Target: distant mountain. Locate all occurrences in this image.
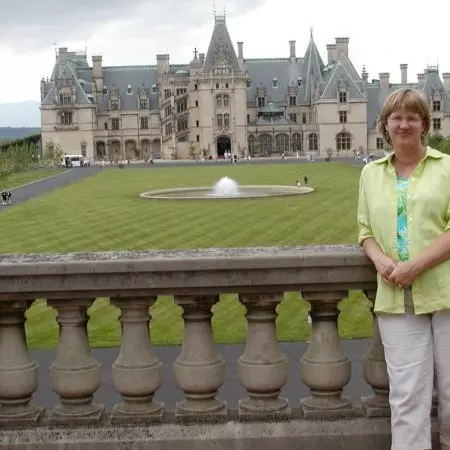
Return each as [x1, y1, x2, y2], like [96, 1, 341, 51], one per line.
[0, 101, 40, 128]
[0, 127, 40, 142]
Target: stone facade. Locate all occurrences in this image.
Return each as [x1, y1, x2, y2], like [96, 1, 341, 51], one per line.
[40, 16, 450, 161]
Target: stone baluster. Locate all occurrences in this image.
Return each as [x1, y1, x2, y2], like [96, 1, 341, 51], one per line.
[48, 299, 103, 423]
[173, 295, 226, 421]
[300, 291, 354, 419]
[0, 301, 43, 423]
[111, 297, 163, 423]
[237, 293, 290, 420]
[362, 290, 390, 417]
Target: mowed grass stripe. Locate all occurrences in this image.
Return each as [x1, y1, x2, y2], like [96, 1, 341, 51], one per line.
[1, 162, 371, 349]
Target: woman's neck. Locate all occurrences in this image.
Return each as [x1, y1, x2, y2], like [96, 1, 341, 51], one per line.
[393, 145, 425, 167]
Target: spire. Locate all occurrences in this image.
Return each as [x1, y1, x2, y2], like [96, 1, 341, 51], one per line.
[301, 31, 325, 101]
[202, 16, 242, 74]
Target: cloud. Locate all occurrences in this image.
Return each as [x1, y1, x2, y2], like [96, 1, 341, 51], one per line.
[0, 0, 264, 53]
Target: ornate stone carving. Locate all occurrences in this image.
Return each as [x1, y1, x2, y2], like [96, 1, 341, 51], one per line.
[256, 85, 267, 98]
[214, 38, 230, 65]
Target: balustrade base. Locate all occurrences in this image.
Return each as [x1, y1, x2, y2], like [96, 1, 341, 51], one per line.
[49, 404, 104, 425]
[301, 397, 358, 420]
[110, 403, 164, 425]
[361, 395, 391, 418]
[0, 405, 44, 427]
[238, 404, 292, 422]
[175, 401, 228, 424]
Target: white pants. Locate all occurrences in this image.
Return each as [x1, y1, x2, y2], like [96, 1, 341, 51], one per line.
[378, 311, 450, 450]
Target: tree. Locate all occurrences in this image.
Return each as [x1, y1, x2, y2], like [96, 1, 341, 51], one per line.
[188, 142, 198, 160]
[42, 142, 64, 167]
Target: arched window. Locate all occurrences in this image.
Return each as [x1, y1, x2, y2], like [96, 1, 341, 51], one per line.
[248, 134, 256, 155]
[216, 95, 222, 107]
[223, 95, 229, 107]
[291, 133, 302, 153]
[336, 132, 352, 150]
[275, 134, 289, 154]
[258, 134, 273, 155]
[308, 133, 318, 151]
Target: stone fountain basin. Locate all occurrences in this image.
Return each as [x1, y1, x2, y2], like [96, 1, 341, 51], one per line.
[140, 185, 314, 200]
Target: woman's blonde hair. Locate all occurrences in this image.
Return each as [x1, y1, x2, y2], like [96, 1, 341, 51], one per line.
[377, 88, 430, 145]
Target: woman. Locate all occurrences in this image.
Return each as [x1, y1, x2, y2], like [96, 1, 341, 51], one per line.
[358, 88, 450, 450]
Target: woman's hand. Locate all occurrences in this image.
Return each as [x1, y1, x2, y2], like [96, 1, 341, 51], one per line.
[373, 253, 398, 286]
[389, 261, 419, 288]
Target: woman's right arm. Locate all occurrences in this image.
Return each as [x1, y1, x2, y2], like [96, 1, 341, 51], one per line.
[357, 171, 397, 282]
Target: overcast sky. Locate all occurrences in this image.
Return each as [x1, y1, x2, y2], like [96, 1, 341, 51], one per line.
[0, 0, 449, 104]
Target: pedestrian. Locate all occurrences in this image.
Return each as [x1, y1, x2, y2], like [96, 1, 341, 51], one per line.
[1, 191, 6, 205]
[7, 191, 11, 206]
[296, 180, 300, 187]
[357, 88, 450, 450]
[303, 176, 308, 185]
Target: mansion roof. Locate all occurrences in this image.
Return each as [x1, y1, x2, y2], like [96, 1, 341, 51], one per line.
[41, 17, 450, 131]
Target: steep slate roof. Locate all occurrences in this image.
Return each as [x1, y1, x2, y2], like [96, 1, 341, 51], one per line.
[244, 58, 303, 104]
[420, 68, 450, 111]
[101, 66, 159, 111]
[202, 15, 242, 74]
[301, 35, 325, 102]
[320, 62, 365, 101]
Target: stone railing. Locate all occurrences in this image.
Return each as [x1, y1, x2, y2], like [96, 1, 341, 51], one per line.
[0, 245, 434, 449]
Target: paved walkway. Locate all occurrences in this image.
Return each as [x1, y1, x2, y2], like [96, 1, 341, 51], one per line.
[32, 340, 372, 412]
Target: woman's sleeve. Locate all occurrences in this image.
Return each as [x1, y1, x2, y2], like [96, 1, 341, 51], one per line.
[357, 170, 373, 245]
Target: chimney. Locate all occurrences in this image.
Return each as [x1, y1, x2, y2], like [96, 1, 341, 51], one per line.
[400, 64, 408, 84]
[379, 72, 390, 100]
[335, 37, 349, 57]
[326, 44, 337, 65]
[92, 56, 103, 79]
[237, 42, 244, 59]
[156, 54, 170, 77]
[443, 73, 450, 90]
[289, 40, 296, 60]
[362, 66, 369, 82]
[417, 73, 425, 87]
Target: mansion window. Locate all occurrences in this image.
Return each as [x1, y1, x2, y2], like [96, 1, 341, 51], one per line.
[247, 114, 250, 124]
[176, 88, 187, 96]
[196, 120, 199, 127]
[336, 132, 351, 150]
[258, 97, 265, 108]
[216, 113, 230, 129]
[289, 96, 297, 106]
[60, 111, 73, 126]
[102, 86, 108, 95]
[276, 134, 289, 154]
[302, 113, 307, 124]
[289, 113, 297, 123]
[339, 111, 347, 123]
[433, 100, 441, 112]
[177, 98, 188, 113]
[81, 143, 87, 157]
[248, 135, 255, 154]
[165, 123, 172, 135]
[272, 78, 278, 88]
[216, 95, 229, 108]
[140, 117, 149, 129]
[112, 118, 120, 130]
[195, 100, 199, 107]
[59, 93, 72, 105]
[164, 89, 171, 100]
[297, 77, 303, 87]
[308, 133, 318, 151]
[216, 114, 222, 128]
[165, 105, 172, 117]
[339, 91, 347, 103]
[177, 117, 188, 131]
[196, 135, 200, 142]
[246, 79, 251, 88]
[127, 85, 133, 95]
[139, 99, 148, 110]
[376, 137, 384, 149]
[111, 100, 119, 111]
[291, 133, 302, 152]
[433, 118, 442, 130]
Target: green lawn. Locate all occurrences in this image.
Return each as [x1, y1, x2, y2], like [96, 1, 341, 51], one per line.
[0, 162, 373, 349]
[0, 168, 68, 190]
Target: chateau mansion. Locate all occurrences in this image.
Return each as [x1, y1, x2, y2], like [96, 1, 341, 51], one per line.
[41, 15, 450, 161]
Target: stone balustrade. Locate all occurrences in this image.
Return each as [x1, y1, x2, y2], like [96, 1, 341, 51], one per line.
[0, 246, 427, 449]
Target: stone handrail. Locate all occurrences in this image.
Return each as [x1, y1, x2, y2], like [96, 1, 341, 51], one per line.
[0, 245, 395, 449]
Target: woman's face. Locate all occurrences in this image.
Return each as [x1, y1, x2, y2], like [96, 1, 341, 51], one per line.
[386, 108, 425, 148]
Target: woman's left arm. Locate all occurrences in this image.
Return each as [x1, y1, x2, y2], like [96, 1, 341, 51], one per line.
[410, 230, 450, 275]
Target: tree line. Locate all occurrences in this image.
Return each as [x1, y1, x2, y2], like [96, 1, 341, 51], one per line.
[0, 141, 64, 188]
